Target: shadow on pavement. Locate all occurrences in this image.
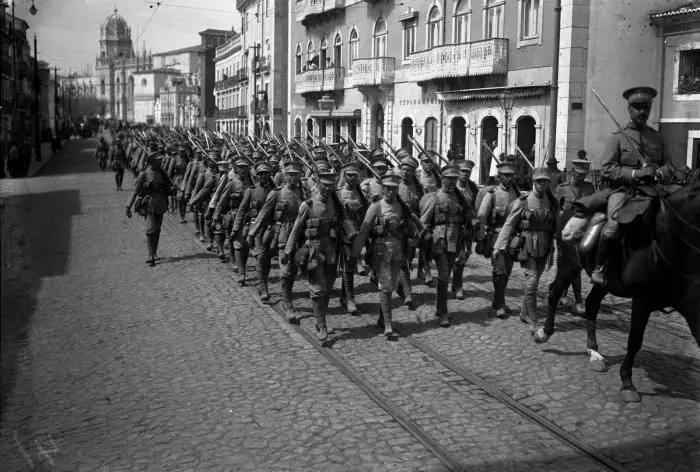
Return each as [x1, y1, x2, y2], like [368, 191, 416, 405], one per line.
[36, 138, 107, 177]
[0, 189, 81, 418]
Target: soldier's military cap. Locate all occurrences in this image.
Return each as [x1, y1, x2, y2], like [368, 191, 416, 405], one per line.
[145, 152, 163, 163]
[532, 167, 551, 181]
[400, 156, 418, 169]
[313, 145, 326, 154]
[459, 160, 476, 171]
[418, 151, 433, 162]
[503, 154, 518, 163]
[497, 162, 516, 175]
[396, 148, 411, 160]
[217, 160, 231, 171]
[269, 153, 281, 163]
[256, 162, 273, 173]
[546, 156, 559, 165]
[284, 161, 303, 174]
[570, 159, 591, 174]
[341, 162, 360, 175]
[381, 174, 401, 187]
[251, 150, 262, 160]
[371, 156, 391, 168]
[234, 156, 251, 167]
[441, 165, 460, 178]
[315, 159, 331, 172]
[318, 172, 337, 185]
[623, 86, 657, 104]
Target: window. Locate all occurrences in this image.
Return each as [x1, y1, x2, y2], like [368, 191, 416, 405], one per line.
[424, 117, 438, 151]
[485, 0, 504, 39]
[141, 78, 147, 87]
[306, 40, 315, 67]
[427, 6, 442, 49]
[333, 34, 342, 67]
[520, 0, 539, 39]
[402, 19, 417, 60]
[295, 44, 302, 74]
[373, 18, 387, 57]
[454, 0, 471, 44]
[678, 49, 700, 95]
[320, 38, 328, 69]
[349, 28, 359, 66]
[256, 3, 261, 22]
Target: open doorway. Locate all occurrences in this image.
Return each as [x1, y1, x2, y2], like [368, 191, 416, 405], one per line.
[480, 116, 499, 185]
[401, 117, 414, 154]
[450, 116, 466, 160]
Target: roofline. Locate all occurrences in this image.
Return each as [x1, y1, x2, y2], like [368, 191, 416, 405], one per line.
[152, 44, 204, 57]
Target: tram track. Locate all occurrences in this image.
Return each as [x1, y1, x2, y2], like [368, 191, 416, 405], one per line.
[173, 221, 630, 472]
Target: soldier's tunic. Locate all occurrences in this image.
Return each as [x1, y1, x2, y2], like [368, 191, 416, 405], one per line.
[497, 191, 557, 325]
[397, 178, 423, 302]
[189, 167, 219, 246]
[421, 189, 468, 318]
[452, 178, 479, 294]
[214, 172, 252, 276]
[478, 183, 520, 311]
[547, 168, 564, 193]
[600, 122, 668, 239]
[361, 177, 384, 202]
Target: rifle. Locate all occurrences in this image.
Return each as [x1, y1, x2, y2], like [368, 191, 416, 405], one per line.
[406, 134, 443, 188]
[377, 137, 401, 167]
[406, 134, 450, 166]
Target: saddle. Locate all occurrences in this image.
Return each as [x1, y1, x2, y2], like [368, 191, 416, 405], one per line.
[615, 185, 658, 225]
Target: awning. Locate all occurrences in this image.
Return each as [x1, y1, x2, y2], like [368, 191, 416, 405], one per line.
[438, 85, 550, 102]
[309, 109, 361, 120]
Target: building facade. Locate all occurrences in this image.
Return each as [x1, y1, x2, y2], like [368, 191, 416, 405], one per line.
[214, 31, 248, 133]
[1, 11, 35, 143]
[199, 29, 236, 129]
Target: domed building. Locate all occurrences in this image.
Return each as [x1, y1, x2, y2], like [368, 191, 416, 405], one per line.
[95, 8, 152, 121]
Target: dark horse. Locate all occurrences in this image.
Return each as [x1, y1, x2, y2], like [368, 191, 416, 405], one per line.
[537, 181, 700, 403]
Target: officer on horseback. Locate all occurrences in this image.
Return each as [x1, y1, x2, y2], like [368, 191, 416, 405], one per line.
[591, 86, 670, 286]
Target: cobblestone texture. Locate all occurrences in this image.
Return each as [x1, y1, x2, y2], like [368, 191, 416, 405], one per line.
[1, 138, 698, 472]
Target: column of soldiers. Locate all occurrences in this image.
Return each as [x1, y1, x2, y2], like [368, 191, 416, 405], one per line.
[116, 127, 597, 345]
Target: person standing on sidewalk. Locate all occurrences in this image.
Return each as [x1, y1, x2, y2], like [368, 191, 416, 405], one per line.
[126, 153, 174, 267]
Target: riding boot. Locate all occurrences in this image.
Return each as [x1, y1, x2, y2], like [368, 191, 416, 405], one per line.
[398, 267, 415, 310]
[235, 249, 247, 286]
[178, 199, 187, 223]
[342, 272, 358, 315]
[204, 222, 214, 251]
[146, 234, 156, 267]
[215, 233, 226, 261]
[492, 275, 508, 318]
[312, 298, 328, 343]
[281, 278, 297, 323]
[591, 236, 614, 285]
[380, 291, 398, 339]
[437, 281, 449, 327]
[452, 264, 465, 299]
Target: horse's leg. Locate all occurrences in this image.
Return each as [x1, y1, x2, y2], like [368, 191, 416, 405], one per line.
[541, 256, 580, 342]
[620, 298, 653, 403]
[585, 285, 608, 372]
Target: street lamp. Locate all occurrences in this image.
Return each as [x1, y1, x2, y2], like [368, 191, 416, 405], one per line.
[500, 89, 515, 156]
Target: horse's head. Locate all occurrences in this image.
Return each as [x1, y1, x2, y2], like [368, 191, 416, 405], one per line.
[562, 214, 591, 243]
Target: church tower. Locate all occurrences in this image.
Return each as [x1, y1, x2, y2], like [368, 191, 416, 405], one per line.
[99, 8, 134, 63]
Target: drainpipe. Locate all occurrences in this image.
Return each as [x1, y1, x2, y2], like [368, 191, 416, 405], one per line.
[547, 0, 561, 166]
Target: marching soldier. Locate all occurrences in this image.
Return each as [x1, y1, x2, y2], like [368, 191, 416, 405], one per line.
[452, 160, 479, 299]
[184, 150, 206, 239]
[415, 151, 440, 287]
[282, 172, 354, 345]
[233, 162, 276, 297]
[249, 161, 306, 319]
[125, 152, 174, 267]
[109, 139, 127, 191]
[214, 157, 253, 276]
[551, 159, 595, 313]
[189, 152, 220, 251]
[495, 168, 558, 336]
[477, 162, 520, 318]
[361, 155, 391, 284]
[353, 173, 419, 338]
[337, 162, 369, 315]
[206, 159, 232, 259]
[395, 155, 424, 309]
[173, 145, 190, 224]
[420, 165, 471, 327]
[592, 86, 670, 285]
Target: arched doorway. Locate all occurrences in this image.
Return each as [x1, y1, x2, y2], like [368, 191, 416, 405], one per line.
[480, 116, 499, 185]
[516, 116, 536, 166]
[373, 103, 384, 149]
[294, 118, 302, 138]
[401, 117, 414, 154]
[450, 116, 466, 160]
[424, 117, 438, 152]
[306, 118, 314, 141]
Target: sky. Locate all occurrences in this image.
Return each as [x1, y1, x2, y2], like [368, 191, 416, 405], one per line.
[11, 0, 241, 74]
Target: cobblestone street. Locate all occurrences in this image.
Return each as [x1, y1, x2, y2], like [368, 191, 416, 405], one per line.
[1, 138, 699, 472]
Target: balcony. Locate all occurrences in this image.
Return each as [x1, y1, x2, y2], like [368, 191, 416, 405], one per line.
[215, 76, 239, 91]
[237, 68, 249, 82]
[296, 67, 346, 95]
[350, 57, 395, 87]
[408, 38, 508, 82]
[255, 56, 271, 75]
[296, 0, 344, 25]
[215, 106, 247, 119]
[214, 35, 240, 60]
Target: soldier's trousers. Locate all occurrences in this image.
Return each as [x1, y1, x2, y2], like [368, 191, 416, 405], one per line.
[279, 248, 299, 311]
[339, 249, 357, 305]
[114, 167, 124, 188]
[520, 255, 547, 325]
[434, 251, 457, 315]
[232, 232, 249, 282]
[145, 211, 164, 258]
[308, 261, 338, 300]
[452, 253, 470, 293]
[253, 234, 274, 286]
[177, 193, 187, 221]
[491, 253, 515, 309]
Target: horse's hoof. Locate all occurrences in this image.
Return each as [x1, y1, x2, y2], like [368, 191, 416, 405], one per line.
[621, 388, 641, 403]
[589, 359, 608, 372]
[533, 328, 549, 344]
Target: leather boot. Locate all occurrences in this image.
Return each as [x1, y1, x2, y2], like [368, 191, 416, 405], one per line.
[146, 234, 156, 267]
[380, 292, 398, 339]
[154, 230, 161, 260]
[258, 261, 270, 301]
[205, 222, 214, 251]
[493, 275, 507, 318]
[193, 212, 201, 237]
[398, 268, 415, 310]
[342, 273, 358, 315]
[591, 236, 613, 285]
[198, 214, 206, 242]
[229, 238, 238, 273]
[452, 264, 465, 299]
[235, 249, 247, 286]
[179, 199, 187, 223]
[437, 281, 449, 327]
[312, 298, 329, 344]
[215, 233, 226, 261]
[281, 278, 297, 323]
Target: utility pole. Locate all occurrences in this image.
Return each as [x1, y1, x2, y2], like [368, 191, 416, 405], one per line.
[547, 0, 562, 166]
[34, 34, 41, 161]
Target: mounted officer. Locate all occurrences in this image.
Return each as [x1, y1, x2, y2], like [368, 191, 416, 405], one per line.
[591, 86, 670, 285]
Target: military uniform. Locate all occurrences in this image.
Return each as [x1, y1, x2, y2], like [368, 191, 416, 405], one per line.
[496, 168, 558, 332]
[360, 156, 391, 285]
[109, 142, 127, 190]
[353, 174, 417, 338]
[416, 154, 440, 286]
[420, 165, 470, 327]
[477, 162, 520, 317]
[184, 154, 207, 238]
[337, 163, 368, 315]
[233, 162, 276, 294]
[546, 158, 563, 193]
[452, 160, 479, 299]
[250, 161, 305, 317]
[188, 155, 220, 251]
[284, 172, 354, 344]
[592, 86, 669, 285]
[396, 156, 424, 309]
[173, 146, 190, 223]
